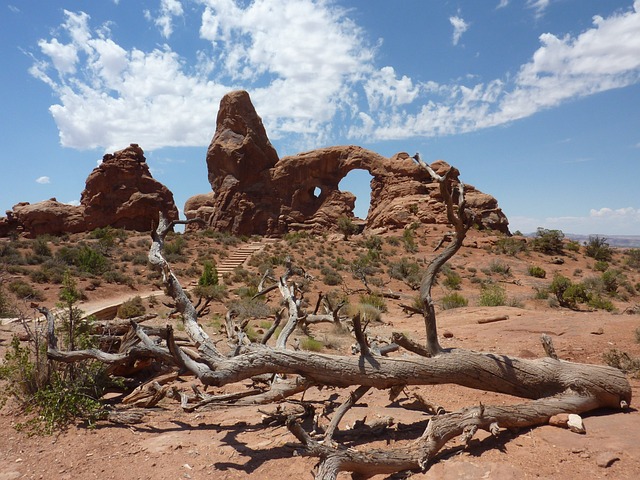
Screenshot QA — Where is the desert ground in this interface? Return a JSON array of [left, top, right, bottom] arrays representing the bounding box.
[[1, 225, 640, 479]]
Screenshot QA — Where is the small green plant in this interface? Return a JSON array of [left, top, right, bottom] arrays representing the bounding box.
[[388, 258, 422, 290], [531, 228, 565, 255], [198, 260, 219, 287], [8, 280, 45, 301], [527, 265, 546, 278], [594, 261, 609, 272], [337, 216, 359, 239], [441, 292, 468, 310], [626, 249, 640, 270], [565, 240, 581, 252], [440, 265, 462, 290], [320, 266, 342, 286], [402, 227, 418, 253], [117, 296, 146, 319], [494, 237, 527, 256], [587, 295, 616, 312], [488, 260, 511, 276], [359, 293, 387, 312], [300, 336, 324, 352], [549, 274, 589, 310], [585, 235, 613, 262], [478, 284, 507, 307]]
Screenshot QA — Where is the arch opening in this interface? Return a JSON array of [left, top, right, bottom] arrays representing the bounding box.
[[313, 186, 322, 199], [338, 169, 374, 220]]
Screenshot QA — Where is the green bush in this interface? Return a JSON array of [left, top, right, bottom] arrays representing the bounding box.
[[440, 265, 462, 290], [337, 216, 358, 239], [0, 286, 16, 317], [601, 269, 624, 295], [388, 258, 422, 290], [588, 295, 616, 312], [585, 235, 613, 262], [441, 292, 468, 310], [199, 260, 219, 287], [527, 265, 546, 278], [550, 274, 589, 309], [8, 280, 45, 301], [402, 228, 418, 253], [32, 237, 52, 257], [531, 228, 565, 255], [320, 267, 342, 286], [300, 336, 324, 352], [594, 261, 609, 272], [116, 296, 146, 319], [193, 284, 227, 302], [488, 260, 511, 276], [359, 293, 387, 312], [478, 284, 507, 307], [626, 249, 640, 270], [565, 240, 581, 252], [494, 237, 527, 256]]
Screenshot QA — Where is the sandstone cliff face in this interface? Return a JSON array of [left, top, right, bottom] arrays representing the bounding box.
[[186, 90, 510, 236], [0, 144, 178, 237]]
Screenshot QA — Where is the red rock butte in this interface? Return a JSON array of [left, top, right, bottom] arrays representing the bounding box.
[[185, 90, 510, 236], [0, 144, 178, 238]]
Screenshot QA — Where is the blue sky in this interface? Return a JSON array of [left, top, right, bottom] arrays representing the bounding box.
[[1, 0, 639, 235]]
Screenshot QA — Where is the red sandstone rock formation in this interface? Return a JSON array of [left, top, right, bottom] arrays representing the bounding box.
[[186, 90, 510, 236], [0, 144, 178, 237]]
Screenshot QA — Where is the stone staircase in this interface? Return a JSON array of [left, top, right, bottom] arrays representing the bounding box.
[[216, 238, 279, 282]]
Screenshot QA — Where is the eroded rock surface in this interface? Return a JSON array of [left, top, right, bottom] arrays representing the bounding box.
[[1, 144, 178, 237], [186, 90, 510, 235]]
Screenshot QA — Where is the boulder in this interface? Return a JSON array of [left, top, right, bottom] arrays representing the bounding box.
[[186, 90, 510, 236], [9, 199, 85, 237]]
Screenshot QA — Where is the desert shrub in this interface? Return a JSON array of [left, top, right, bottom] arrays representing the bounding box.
[[531, 228, 564, 255], [478, 284, 506, 307], [56, 244, 108, 275], [585, 235, 613, 262], [602, 349, 640, 377], [164, 235, 186, 262], [388, 258, 422, 290], [550, 274, 589, 309], [359, 293, 387, 312], [625, 249, 640, 270], [387, 236, 401, 247], [587, 295, 616, 312], [102, 270, 134, 286], [527, 265, 546, 278], [402, 227, 418, 253], [565, 240, 581, 253], [32, 237, 52, 257], [199, 260, 219, 287], [0, 285, 17, 317], [193, 284, 227, 303], [440, 265, 462, 290], [228, 297, 271, 321], [601, 269, 624, 295], [0, 274, 112, 434], [116, 296, 146, 319], [8, 280, 45, 301], [320, 267, 342, 286], [131, 252, 149, 265], [441, 292, 468, 310], [337, 216, 358, 239], [533, 287, 549, 300], [594, 261, 609, 272], [494, 237, 527, 256], [300, 336, 324, 352], [488, 260, 511, 276], [0, 241, 24, 265], [346, 302, 382, 323], [364, 235, 383, 253]]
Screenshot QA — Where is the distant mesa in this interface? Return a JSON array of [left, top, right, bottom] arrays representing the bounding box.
[[0, 144, 178, 238], [185, 90, 510, 236]]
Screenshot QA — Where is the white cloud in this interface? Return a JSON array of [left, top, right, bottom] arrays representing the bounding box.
[[496, 0, 509, 9], [64, 199, 81, 206], [8, 5, 20, 13], [31, 1, 640, 151], [352, 1, 640, 140], [527, 0, 551, 19], [449, 16, 469, 46], [32, 1, 374, 152], [150, 0, 184, 39], [35, 176, 51, 184]]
